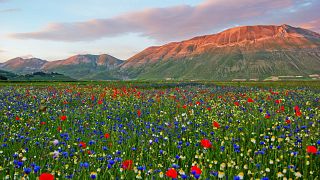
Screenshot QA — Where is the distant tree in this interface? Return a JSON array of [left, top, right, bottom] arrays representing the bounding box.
[[0, 75, 8, 80], [33, 72, 46, 76]]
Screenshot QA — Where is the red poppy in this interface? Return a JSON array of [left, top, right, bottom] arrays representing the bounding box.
[[39, 173, 54, 180], [280, 106, 285, 112], [207, 107, 211, 111], [294, 105, 300, 111], [57, 126, 62, 131], [122, 160, 133, 170], [275, 99, 281, 104], [182, 105, 187, 109], [196, 101, 201, 105], [87, 150, 92, 155], [60, 115, 67, 121], [104, 133, 110, 139], [295, 111, 302, 117], [191, 165, 202, 175], [91, 95, 95, 101], [306, 146, 317, 154], [200, 139, 212, 148], [266, 96, 272, 101], [234, 101, 240, 106], [15, 116, 20, 121], [40, 121, 46, 125], [137, 109, 141, 117], [98, 100, 103, 105], [166, 168, 178, 179], [247, 98, 254, 103], [79, 142, 86, 148], [265, 114, 270, 119], [213, 121, 220, 128], [285, 120, 291, 124]]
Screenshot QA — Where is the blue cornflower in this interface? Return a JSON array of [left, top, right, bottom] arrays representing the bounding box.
[[194, 174, 201, 179], [24, 167, 32, 174], [34, 166, 40, 173], [234, 176, 241, 180], [108, 159, 115, 165], [181, 174, 188, 179]]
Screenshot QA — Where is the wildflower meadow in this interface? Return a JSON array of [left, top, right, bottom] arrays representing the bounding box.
[[0, 82, 319, 179]]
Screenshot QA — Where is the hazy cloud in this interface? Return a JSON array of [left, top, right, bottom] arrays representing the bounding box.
[[0, 8, 20, 13], [9, 0, 319, 42], [301, 19, 320, 33]]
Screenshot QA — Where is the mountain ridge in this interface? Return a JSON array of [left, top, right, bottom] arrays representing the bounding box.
[[121, 24, 320, 69], [0, 54, 124, 80], [118, 24, 320, 80]]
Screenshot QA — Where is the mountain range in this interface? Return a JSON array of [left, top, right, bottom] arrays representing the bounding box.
[[1, 24, 320, 81], [0, 54, 123, 80]]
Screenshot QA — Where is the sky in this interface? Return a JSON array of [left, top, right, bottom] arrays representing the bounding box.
[[0, 0, 319, 62]]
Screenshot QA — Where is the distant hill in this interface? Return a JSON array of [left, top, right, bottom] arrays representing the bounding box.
[[0, 54, 124, 80], [41, 54, 123, 80], [10, 72, 75, 81], [0, 70, 74, 81], [120, 24, 320, 80], [0, 57, 47, 74], [0, 69, 18, 80]]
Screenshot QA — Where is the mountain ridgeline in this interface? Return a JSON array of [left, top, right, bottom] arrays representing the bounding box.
[[0, 54, 124, 80], [1, 24, 320, 81]]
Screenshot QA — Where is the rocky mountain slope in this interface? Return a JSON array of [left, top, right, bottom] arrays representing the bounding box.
[[121, 24, 320, 80]]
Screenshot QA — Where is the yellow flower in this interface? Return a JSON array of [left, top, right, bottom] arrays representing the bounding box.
[[238, 172, 244, 179], [269, 160, 274, 164], [179, 169, 185, 175], [218, 171, 225, 178], [159, 172, 164, 178], [294, 172, 302, 178], [277, 172, 284, 178], [282, 168, 287, 173], [136, 173, 142, 179]]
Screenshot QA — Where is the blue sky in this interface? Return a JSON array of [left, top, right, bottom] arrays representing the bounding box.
[[0, 0, 319, 61]]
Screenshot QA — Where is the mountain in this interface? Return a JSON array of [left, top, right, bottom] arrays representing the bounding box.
[[121, 24, 320, 80], [0, 54, 124, 80], [1, 24, 320, 81], [0, 57, 47, 74], [42, 54, 123, 80]]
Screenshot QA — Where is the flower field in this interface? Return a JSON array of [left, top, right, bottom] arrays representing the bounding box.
[[0, 82, 319, 179]]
